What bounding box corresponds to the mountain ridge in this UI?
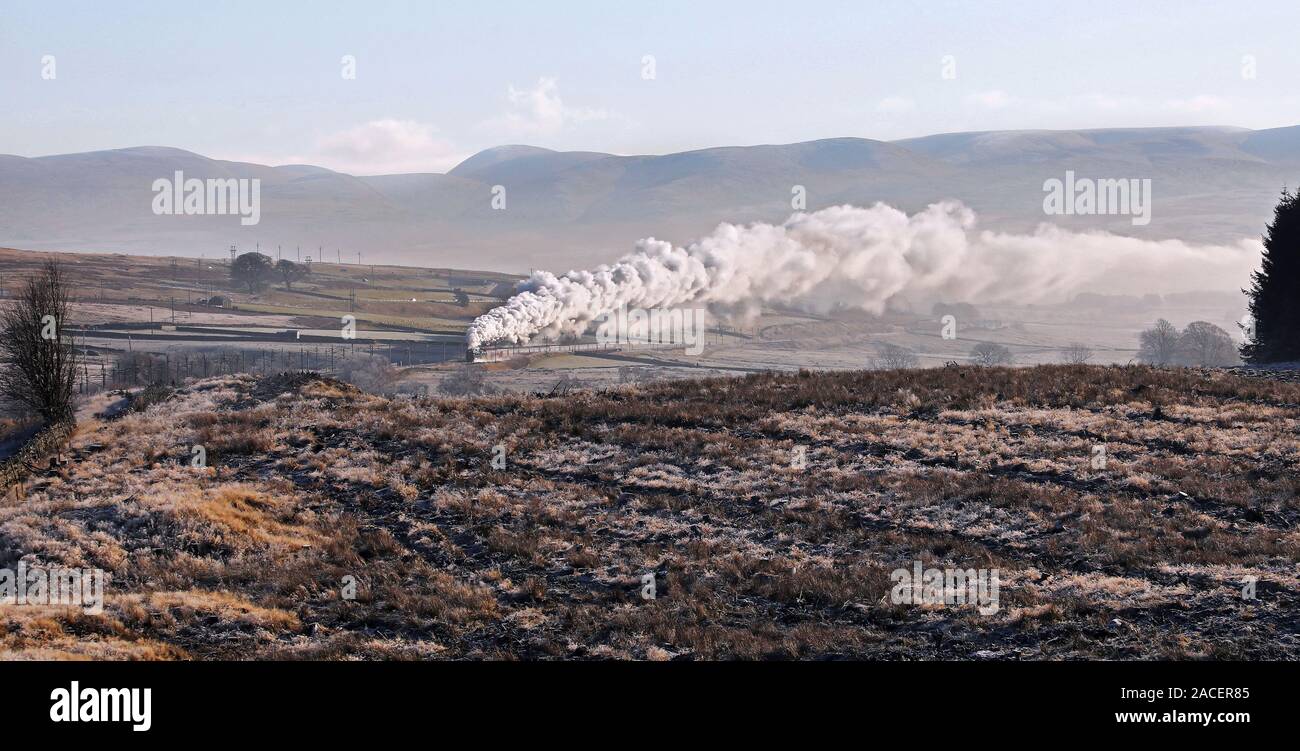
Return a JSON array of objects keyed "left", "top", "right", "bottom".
[{"left": 2, "top": 124, "right": 1297, "bottom": 271}]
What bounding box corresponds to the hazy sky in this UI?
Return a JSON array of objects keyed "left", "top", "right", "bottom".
[{"left": 2, "top": 0, "right": 1296, "bottom": 174}]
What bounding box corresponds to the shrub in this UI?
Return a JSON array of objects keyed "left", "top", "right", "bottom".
[
  {"left": 970, "top": 342, "right": 1013, "bottom": 366},
  {"left": 335, "top": 354, "right": 402, "bottom": 394},
  {"left": 439, "top": 362, "right": 497, "bottom": 396},
  {"left": 1060, "top": 343, "right": 1093, "bottom": 365},
  {"left": 874, "top": 342, "right": 918, "bottom": 370}
]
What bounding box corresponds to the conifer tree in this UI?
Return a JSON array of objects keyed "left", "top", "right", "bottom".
[{"left": 1243, "top": 188, "right": 1300, "bottom": 363}]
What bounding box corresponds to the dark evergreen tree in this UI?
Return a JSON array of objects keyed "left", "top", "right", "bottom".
[{"left": 1243, "top": 188, "right": 1300, "bottom": 363}]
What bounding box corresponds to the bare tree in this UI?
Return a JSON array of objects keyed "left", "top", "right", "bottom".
[
  {"left": 970, "top": 342, "right": 1013, "bottom": 366},
  {"left": 1137, "top": 318, "right": 1180, "bottom": 365},
  {"left": 1176, "top": 321, "right": 1239, "bottom": 366},
  {"left": 0, "top": 260, "right": 79, "bottom": 422},
  {"left": 1060, "top": 342, "right": 1094, "bottom": 365},
  {"left": 874, "top": 342, "right": 919, "bottom": 369}
]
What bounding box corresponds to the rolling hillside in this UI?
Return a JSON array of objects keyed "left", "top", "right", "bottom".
[{"left": 3, "top": 125, "right": 1298, "bottom": 271}]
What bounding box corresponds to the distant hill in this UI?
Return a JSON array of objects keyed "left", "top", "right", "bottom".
[{"left": 2, "top": 125, "right": 1297, "bottom": 272}]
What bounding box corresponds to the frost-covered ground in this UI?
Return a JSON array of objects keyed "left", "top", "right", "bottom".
[{"left": 2, "top": 365, "right": 1295, "bottom": 659}]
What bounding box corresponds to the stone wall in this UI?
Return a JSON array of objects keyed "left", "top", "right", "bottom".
[{"left": 0, "top": 420, "right": 74, "bottom": 490}]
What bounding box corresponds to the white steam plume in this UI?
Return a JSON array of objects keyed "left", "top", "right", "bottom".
[{"left": 466, "top": 201, "right": 1259, "bottom": 349}]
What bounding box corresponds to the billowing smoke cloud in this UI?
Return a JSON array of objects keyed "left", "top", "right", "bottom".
[{"left": 466, "top": 201, "right": 1259, "bottom": 349}]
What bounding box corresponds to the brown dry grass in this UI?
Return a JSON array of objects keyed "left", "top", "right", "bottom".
[{"left": 1, "top": 365, "right": 1296, "bottom": 659}]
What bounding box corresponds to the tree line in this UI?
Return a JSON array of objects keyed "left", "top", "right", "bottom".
[{"left": 231, "top": 252, "right": 310, "bottom": 292}]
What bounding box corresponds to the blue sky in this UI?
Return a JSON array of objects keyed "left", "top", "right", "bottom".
[{"left": 2, "top": 0, "right": 1296, "bottom": 173}]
